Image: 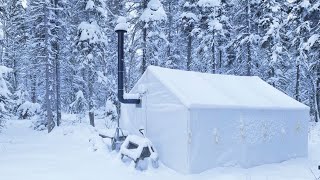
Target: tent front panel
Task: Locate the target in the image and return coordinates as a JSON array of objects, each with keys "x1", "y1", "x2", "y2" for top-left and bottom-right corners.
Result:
[
  {"x1": 146, "y1": 107, "x2": 189, "y2": 173},
  {"x1": 189, "y1": 108, "x2": 308, "y2": 173},
  {"x1": 121, "y1": 70, "x2": 189, "y2": 173},
  {"x1": 121, "y1": 69, "x2": 185, "y2": 134}
]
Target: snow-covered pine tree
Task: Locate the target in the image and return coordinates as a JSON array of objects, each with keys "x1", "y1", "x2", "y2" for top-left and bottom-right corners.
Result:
[
  {"x1": 101, "y1": 0, "x2": 124, "y2": 107},
  {"x1": 1, "y1": 0, "x2": 28, "y2": 93},
  {"x1": 52, "y1": 0, "x2": 62, "y2": 127},
  {"x1": 136, "y1": 0, "x2": 167, "y2": 73},
  {"x1": 162, "y1": 0, "x2": 184, "y2": 69},
  {"x1": 28, "y1": 0, "x2": 58, "y2": 132},
  {"x1": 0, "y1": 1, "x2": 4, "y2": 64},
  {"x1": 0, "y1": 65, "x2": 12, "y2": 131},
  {"x1": 181, "y1": 0, "x2": 198, "y2": 70},
  {"x1": 60, "y1": 0, "x2": 82, "y2": 109},
  {"x1": 230, "y1": 0, "x2": 260, "y2": 76},
  {"x1": 258, "y1": 0, "x2": 290, "y2": 91},
  {"x1": 76, "y1": 0, "x2": 107, "y2": 126},
  {"x1": 303, "y1": 1, "x2": 320, "y2": 122},
  {"x1": 284, "y1": 0, "x2": 307, "y2": 102},
  {"x1": 286, "y1": 0, "x2": 320, "y2": 121},
  {"x1": 122, "y1": 0, "x2": 167, "y2": 92},
  {"x1": 194, "y1": 0, "x2": 229, "y2": 73},
  {"x1": 69, "y1": 90, "x2": 88, "y2": 122}
]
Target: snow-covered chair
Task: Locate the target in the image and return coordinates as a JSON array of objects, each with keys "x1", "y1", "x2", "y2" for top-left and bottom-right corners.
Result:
[
  {"x1": 120, "y1": 134, "x2": 159, "y2": 169},
  {"x1": 99, "y1": 127, "x2": 128, "y2": 151}
]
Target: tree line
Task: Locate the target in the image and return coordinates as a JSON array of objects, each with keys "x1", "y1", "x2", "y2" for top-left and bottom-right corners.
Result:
[{"x1": 0, "y1": 0, "x2": 319, "y2": 132}]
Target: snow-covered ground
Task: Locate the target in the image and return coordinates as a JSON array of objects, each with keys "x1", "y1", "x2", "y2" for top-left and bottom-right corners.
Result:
[{"x1": 1, "y1": 117, "x2": 320, "y2": 180}]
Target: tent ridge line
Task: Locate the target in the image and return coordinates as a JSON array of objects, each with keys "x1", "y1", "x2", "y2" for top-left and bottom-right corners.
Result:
[{"x1": 148, "y1": 67, "x2": 191, "y2": 109}]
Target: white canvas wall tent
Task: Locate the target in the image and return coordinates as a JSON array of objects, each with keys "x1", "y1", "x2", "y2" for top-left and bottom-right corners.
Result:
[{"x1": 121, "y1": 65, "x2": 309, "y2": 174}]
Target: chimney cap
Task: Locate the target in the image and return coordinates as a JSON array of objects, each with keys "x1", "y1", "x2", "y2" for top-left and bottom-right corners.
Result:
[{"x1": 115, "y1": 16, "x2": 128, "y2": 32}]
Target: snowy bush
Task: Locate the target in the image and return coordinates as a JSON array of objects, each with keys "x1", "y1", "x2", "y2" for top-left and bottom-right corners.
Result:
[
  {"x1": 105, "y1": 99, "x2": 118, "y2": 122},
  {"x1": 69, "y1": 90, "x2": 88, "y2": 122},
  {"x1": 70, "y1": 90, "x2": 88, "y2": 113},
  {"x1": 17, "y1": 101, "x2": 41, "y2": 119},
  {"x1": 12, "y1": 89, "x2": 29, "y2": 113},
  {"x1": 32, "y1": 119, "x2": 47, "y2": 131},
  {"x1": 32, "y1": 110, "x2": 56, "y2": 131}
]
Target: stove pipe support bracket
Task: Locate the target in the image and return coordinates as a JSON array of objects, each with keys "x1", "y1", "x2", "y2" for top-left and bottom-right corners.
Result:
[{"x1": 116, "y1": 28, "x2": 141, "y2": 105}]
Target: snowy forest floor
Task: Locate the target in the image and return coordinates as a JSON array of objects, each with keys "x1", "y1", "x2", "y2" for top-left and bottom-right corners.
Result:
[{"x1": 1, "y1": 116, "x2": 320, "y2": 180}]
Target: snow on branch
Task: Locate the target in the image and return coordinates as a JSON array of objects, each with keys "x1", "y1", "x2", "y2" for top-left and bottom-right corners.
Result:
[
  {"x1": 140, "y1": 0, "x2": 167, "y2": 23},
  {"x1": 303, "y1": 34, "x2": 320, "y2": 51},
  {"x1": 198, "y1": 0, "x2": 221, "y2": 7},
  {"x1": 78, "y1": 20, "x2": 104, "y2": 44},
  {"x1": 0, "y1": 66, "x2": 13, "y2": 76}
]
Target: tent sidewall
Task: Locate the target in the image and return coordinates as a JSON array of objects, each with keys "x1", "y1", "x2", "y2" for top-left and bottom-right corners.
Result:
[{"x1": 188, "y1": 108, "x2": 308, "y2": 173}]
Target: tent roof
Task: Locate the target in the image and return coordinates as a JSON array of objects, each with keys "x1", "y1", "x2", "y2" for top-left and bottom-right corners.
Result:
[{"x1": 142, "y1": 66, "x2": 309, "y2": 110}]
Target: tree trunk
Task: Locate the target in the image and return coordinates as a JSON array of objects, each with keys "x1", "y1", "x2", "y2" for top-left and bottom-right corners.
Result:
[
  {"x1": 55, "y1": 49, "x2": 61, "y2": 126},
  {"x1": 44, "y1": 3, "x2": 55, "y2": 133},
  {"x1": 13, "y1": 47, "x2": 18, "y2": 91},
  {"x1": 211, "y1": 33, "x2": 216, "y2": 74},
  {"x1": 246, "y1": 41, "x2": 251, "y2": 76},
  {"x1": 315, "y1": 63, "x2": 320, "y2": 122},
  {"x1": 141, "y1": 27, "x2": 147, "y2": 73},
  {"x1": 295, "y1": 64, "x2": 300, "y2": 101},
  {"x1": 316, "y1": 82, "x2": 320, "y2": 123},
  {"x1": 54, "y1": 0, "x2": 61, "y2": 126},
  {"x1": 0, "y1": 43, "x2": 3, "y2": 64},
  {"x1": 141, "y1": 0, "x2": 147, "y2": 74},
  {"x1": 88, "y1": 67, "x2": 94, "y2": 127},
  {"x1": 167, "y1": 2, "x2": 172, "y2": 65},
  {"x1": 31, "y1": 73, "x2": 36, "y2": 103},
  {"x1": 187, "y1": 34, "x2": 192, "y2": 71},
  {"x1": 219, "y1": 48, "x2": 222, "y2": 70},
  {"x1": 246, "y1": 0, "x2": 252, "y2": 76},
  {"x1": 89, "y1": 111, "x2": 95, "y2": 127}
]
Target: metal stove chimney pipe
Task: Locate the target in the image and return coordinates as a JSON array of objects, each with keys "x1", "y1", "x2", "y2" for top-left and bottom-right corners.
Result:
[{"x1": 115, "y1": 17, "x2": 141, "y2": 104}]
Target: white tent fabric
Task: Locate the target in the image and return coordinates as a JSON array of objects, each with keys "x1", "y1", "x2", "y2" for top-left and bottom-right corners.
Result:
[{"x1": 121, "y1": 66, "x2": 309, "y2": 174}]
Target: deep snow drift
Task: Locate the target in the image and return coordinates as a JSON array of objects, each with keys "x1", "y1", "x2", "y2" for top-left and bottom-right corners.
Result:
[{"x1": 0, "y1": 117, "x2": 320, "y2": 180}]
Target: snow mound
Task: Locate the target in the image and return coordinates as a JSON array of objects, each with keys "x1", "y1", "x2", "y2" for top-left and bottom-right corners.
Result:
[{"x1": 17, "y1": 101, "x2": 41, "y2": 119}]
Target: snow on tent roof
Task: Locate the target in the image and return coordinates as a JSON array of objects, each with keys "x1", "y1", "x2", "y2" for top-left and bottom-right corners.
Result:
[{"x1": 145, "y1": 66, "x2": 309, "y2": 110}]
